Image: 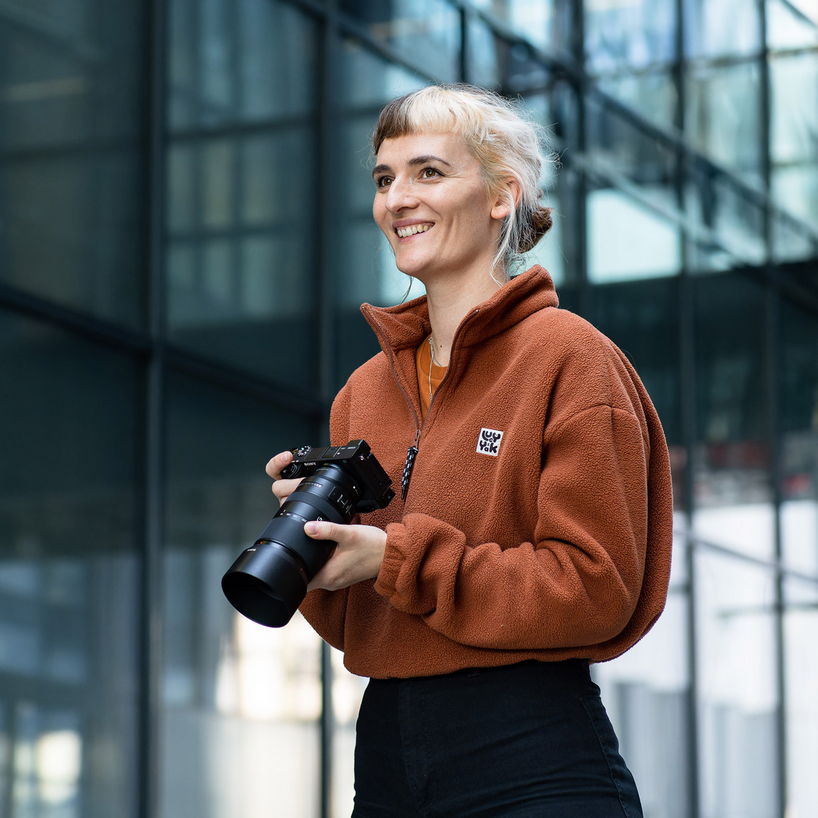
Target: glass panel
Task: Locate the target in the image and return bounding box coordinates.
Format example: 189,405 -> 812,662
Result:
695,551 -> 779,818
470,0 -> 559,53
783,577 -> 818,818
589,274 -> 687,511
166,1 -> 319,386
780,299 -> 818,574
0,311 -> 140,818
586,94 -> 679,214
590,276 -> 682,448
161,373 -> 320,818
684,0 -> 760,57
585,0 -> 676,71
772,209 -> 818,265
770,52 -> 818,228
594,585 -> 691,818
169,0 -> 315,130
598,70 -> 678,130
767,0 -> 818,50
466,15 -> 499,87
166,135 -> 318,386
339,37 -> 426,107
685,61 -> 763,187
331,647 -> 367,818
0,0 -> 147,326
685,165 -> 767,270
339,0 -> 460,82
691,274 -> 774,559
586,187 -> 681,282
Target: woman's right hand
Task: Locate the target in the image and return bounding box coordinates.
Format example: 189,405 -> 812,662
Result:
266,450 -> 304,505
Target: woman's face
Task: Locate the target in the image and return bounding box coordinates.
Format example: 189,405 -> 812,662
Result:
372,132 -> 507,283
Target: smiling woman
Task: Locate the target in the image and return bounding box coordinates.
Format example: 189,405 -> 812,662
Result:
371,132 -> 510,307
267,84 -> 673,817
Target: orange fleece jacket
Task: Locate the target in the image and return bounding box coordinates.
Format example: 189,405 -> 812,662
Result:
300,266 -> 673,679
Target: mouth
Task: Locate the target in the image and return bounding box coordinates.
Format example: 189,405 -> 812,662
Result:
394,222 -> 434,239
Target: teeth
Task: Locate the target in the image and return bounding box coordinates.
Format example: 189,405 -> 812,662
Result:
396,223 -> 433,238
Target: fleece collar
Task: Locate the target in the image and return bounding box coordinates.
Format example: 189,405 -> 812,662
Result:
360,265 -> 559,356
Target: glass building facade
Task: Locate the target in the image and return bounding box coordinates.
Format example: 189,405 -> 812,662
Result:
1,1 -> 816,816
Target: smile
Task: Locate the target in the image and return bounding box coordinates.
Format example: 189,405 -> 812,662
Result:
395,223 -> 433,238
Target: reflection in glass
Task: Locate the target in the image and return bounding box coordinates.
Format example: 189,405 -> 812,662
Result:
166,130 -> 318,386
161,373 -> 320,818
585,94 -> 678,214
338,38 -> 426,107
590,276 -> 682,447
598,71 -> 677,130
684,0 -> 760,57
780,300 -> 818,573
767,0 -> 818,50
686,61 -> 762,186
691,274 -> 774,559
0,311 -> 140,818
586,0 -> 676,71
685,166 -> 767,270
0,0 -> 146,326
770,53 -> 818,227
169,0 -> 316,129
340,0 -> 460,82
771,210 -> 818,264
467,15 -> 502,88
695,551 -> 778,818
471,0 -> 557,52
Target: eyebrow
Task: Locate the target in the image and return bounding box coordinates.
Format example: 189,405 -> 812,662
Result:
372,154 -> 453,178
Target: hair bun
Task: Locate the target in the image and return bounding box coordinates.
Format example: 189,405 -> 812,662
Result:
518,206 -> 553,253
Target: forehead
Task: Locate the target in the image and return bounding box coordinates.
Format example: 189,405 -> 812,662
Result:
374,132 -> 476,166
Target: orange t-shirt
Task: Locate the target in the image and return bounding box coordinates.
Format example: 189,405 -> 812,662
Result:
415,337 -> 448,417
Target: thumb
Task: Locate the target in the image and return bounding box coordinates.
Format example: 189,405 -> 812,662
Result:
304,520 -> 341,541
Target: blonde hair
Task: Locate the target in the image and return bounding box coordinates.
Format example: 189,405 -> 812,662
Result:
372,84 -> 554,278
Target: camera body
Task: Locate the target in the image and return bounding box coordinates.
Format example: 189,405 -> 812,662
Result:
280,440 -> 395,511
221,440 -> 394,627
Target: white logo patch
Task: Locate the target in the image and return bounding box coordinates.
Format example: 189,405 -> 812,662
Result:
476,428 -> 504,456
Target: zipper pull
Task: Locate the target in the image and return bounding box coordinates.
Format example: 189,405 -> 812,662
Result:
401,430 -> 421,500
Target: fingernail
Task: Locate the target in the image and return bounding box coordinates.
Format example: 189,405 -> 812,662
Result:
305,522 -> 319,535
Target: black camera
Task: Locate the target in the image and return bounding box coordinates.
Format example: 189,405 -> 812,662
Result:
221,440 -> 395,627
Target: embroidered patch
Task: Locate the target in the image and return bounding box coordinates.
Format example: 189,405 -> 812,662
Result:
476,428 -> 504,456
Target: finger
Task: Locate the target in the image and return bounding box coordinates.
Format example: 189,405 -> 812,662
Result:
304,521 -> 343,542
272,477 -> 302,501
265,450 -> 294,480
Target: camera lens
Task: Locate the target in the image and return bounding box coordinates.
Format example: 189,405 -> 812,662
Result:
221,464 -> 360,627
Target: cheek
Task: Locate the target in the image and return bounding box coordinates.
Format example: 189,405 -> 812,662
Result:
372,197 -> 389,234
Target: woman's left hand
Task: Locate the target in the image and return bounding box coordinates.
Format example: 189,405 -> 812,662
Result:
304,521 -> 387,592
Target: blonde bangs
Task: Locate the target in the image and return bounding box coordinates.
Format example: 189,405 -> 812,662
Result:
372,86 -> 494,155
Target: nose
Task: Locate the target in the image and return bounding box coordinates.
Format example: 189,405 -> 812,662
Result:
384,177 -> 418,213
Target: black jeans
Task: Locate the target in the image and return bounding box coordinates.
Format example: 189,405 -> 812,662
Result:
352,660 -> 642,817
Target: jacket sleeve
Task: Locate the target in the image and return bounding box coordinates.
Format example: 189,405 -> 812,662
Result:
374,402 -> 655,651
297,384 -> 353,651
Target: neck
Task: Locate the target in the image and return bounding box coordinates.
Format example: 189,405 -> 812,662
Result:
424,265 -> 506,366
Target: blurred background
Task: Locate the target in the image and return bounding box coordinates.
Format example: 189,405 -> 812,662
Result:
0,1 -> 816,816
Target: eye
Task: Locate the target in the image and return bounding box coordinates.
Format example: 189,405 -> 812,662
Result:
420,166 -> 442,179
374,175 -> 392,189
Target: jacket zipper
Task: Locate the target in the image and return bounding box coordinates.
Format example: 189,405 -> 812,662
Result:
397,316 -> 471,500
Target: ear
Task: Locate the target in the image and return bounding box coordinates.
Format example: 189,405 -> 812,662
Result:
490,178 -> 521,221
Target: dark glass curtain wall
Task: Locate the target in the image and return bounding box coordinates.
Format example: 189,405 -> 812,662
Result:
1,1 -> 817,817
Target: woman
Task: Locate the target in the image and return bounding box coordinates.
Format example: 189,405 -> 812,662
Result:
268,85 -> 672,817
